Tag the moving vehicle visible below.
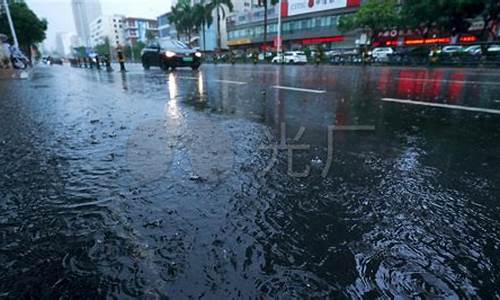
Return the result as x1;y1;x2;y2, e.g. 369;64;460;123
141;39;202;71
371;47;394;62
271;51;308;64
48;57;64;65
10;46;29;69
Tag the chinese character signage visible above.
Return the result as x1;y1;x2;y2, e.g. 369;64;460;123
285;0;354;17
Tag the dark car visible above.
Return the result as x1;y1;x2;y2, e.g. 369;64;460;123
48;56;64;65
141;39;202;71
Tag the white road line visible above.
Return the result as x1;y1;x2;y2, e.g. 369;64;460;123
272;85;326;94
494;100;500;103
396;77;500;86
382;98;500;115
176;76;198;80
214;79;247;85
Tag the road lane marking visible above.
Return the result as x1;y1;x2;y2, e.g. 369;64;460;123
214;79;247;85
176;76;198;80
396;77;500;86
272;85;326;94
381;98;500;115
494;100;500;103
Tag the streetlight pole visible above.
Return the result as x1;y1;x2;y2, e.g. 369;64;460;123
277;0;282;56
2;0;19;48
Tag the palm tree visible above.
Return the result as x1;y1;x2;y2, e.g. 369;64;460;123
193;3;214;51
168;0;195;44
206;0;234;51
261;0;279;49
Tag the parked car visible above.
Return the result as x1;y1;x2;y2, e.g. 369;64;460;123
271;51;308;64
487;44;500;53
464;45;482;56
438;45;464;54
371;47;394;62
141;39;202;71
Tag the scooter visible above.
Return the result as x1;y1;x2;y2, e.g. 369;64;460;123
10;46;29;70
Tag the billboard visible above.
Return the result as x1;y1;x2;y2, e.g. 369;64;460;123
285;0;359;17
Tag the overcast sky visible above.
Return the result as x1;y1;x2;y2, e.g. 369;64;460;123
26;0;172;49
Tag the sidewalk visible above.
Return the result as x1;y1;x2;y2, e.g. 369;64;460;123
0;68;30;80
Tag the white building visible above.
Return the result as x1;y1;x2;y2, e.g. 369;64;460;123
89;15;126;48
194;0;252;50
71;0;102;47
55;32;78;57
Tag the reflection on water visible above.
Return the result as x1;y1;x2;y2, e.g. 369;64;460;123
1;65;499;298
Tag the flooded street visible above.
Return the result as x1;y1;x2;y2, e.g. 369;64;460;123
1;64;500;298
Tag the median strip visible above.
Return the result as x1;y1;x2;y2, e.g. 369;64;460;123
272;85;326;94
381;98;500;115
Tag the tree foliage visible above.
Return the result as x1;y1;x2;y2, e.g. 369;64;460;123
206;0;233;50
168;0;218;48
401;0;484;35
0;1;47;50
338;0;399;40
168;0;197;44
339;0;500;42
124;41;145;62
94;38;110;56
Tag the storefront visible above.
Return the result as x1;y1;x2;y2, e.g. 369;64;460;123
226;0;361;51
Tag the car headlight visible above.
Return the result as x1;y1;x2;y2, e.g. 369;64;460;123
165;51;176;58
195;52;202;58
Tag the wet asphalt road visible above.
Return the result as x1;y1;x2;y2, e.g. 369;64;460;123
1;63;500;298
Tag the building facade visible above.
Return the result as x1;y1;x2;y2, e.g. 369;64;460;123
124;17;158;45
227;0;362;50
196;0;253;51
89;15;126;48
55;32;78;57
71;0;102;47
157;12;178;41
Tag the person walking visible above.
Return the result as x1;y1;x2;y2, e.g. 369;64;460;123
117;49;126;72
0;34;12;69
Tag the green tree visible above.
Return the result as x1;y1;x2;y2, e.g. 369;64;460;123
0;1;47;56
338;0;400;44
94;38;110;56
145;29;157;42
206;0;233;50
401;0;484;37
73;46;86;57
169;0;196;45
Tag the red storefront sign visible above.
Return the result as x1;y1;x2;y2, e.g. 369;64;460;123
385;36;478;46
347;0;361;7
302;36;345;45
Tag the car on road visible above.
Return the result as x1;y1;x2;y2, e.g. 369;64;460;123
271;51;308;64
371;47;394;62
51;57;64;65
141;39;202;71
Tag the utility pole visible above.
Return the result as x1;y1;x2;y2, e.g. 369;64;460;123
2;0;19;47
